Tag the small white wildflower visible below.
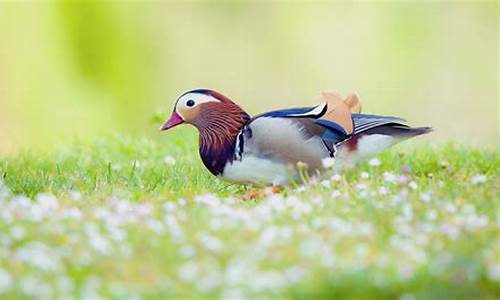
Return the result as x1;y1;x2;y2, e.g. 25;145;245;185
35;193;59;211
369;158;381;167
320;180;331;188
147;220;165;234
197;233;224;253
15;242;62;271
321;157;336;169
56;276;74;293
10;226;25;240
178;262;199;282
195;194;220;206
471;175;487;185
400;293;416;300
0;180;11;200
163;202;177;213
444;203;457;213
93;236;112;254
331;174;342;182
420;192;431;203
331;190;342;199
179;245;196;259
295;186;307;193
0;268;12;294
69;191;82;201
163;156;176;166
384;172;396;183
487;264;500;281
360;172;370;179
426;210;437;220
378;187;389;195
397;175;409;184
356;183;367;191
20;275;52;297
222;288;246;300
402;204;413;221
311;197;324;209
177;198;187;206
408;181;418;190
441;223;460;239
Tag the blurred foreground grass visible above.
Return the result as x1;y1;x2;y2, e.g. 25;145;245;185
0;135;498;299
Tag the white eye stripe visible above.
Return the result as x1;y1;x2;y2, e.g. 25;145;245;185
176;92;221;109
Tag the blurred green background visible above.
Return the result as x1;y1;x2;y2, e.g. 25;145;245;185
0;1;497;153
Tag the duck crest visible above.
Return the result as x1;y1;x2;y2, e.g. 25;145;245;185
197;102;250;175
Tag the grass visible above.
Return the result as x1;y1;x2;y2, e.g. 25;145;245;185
0;131;498;299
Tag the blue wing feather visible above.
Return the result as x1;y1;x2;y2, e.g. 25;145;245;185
258;106;318;118
314;119;349;144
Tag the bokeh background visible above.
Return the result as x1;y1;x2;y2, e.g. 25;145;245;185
0;1;497;153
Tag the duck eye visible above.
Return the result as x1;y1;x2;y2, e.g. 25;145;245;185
186;100;195;107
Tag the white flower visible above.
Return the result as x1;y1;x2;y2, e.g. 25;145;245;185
356;184;367;191
378;187;389;195
179;245;196;258
197;232;224;253
69;191;82;201
426;210;437;220
408;181;418;190
35;193;59;211
147;220;165;234
195;194;220;207
322;157;336;169
163;202;177;213
331;190;342;199
15;242;62;271
56;276;74;293
420;192;431;203
488;264;500;281
400;293;416;300
222;288;246;300
20;275;52;297
89;234;112;255
0;268;12;294
369;158;381;167
295;186;307;193
471;175;487;185
0;180;11;200
163;156;177;166
320;180;331;188
10;226;25;240
178;262;199;282
383;172;396;183
360;172;370;179
331;174;342;182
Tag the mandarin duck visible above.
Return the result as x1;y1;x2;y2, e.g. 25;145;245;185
160;89;431;185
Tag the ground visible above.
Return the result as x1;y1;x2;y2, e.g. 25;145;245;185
0;132;498;299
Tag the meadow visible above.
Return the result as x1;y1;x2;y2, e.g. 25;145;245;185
0;2;498;299
0;132;498;299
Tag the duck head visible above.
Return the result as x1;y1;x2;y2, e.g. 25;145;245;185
160;89;251;175
161;89;249;132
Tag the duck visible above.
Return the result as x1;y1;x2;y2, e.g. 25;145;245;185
160;89;431;185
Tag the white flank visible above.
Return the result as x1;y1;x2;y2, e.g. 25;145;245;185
246;117;328;168
223;117;330;185
222;155;292;185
